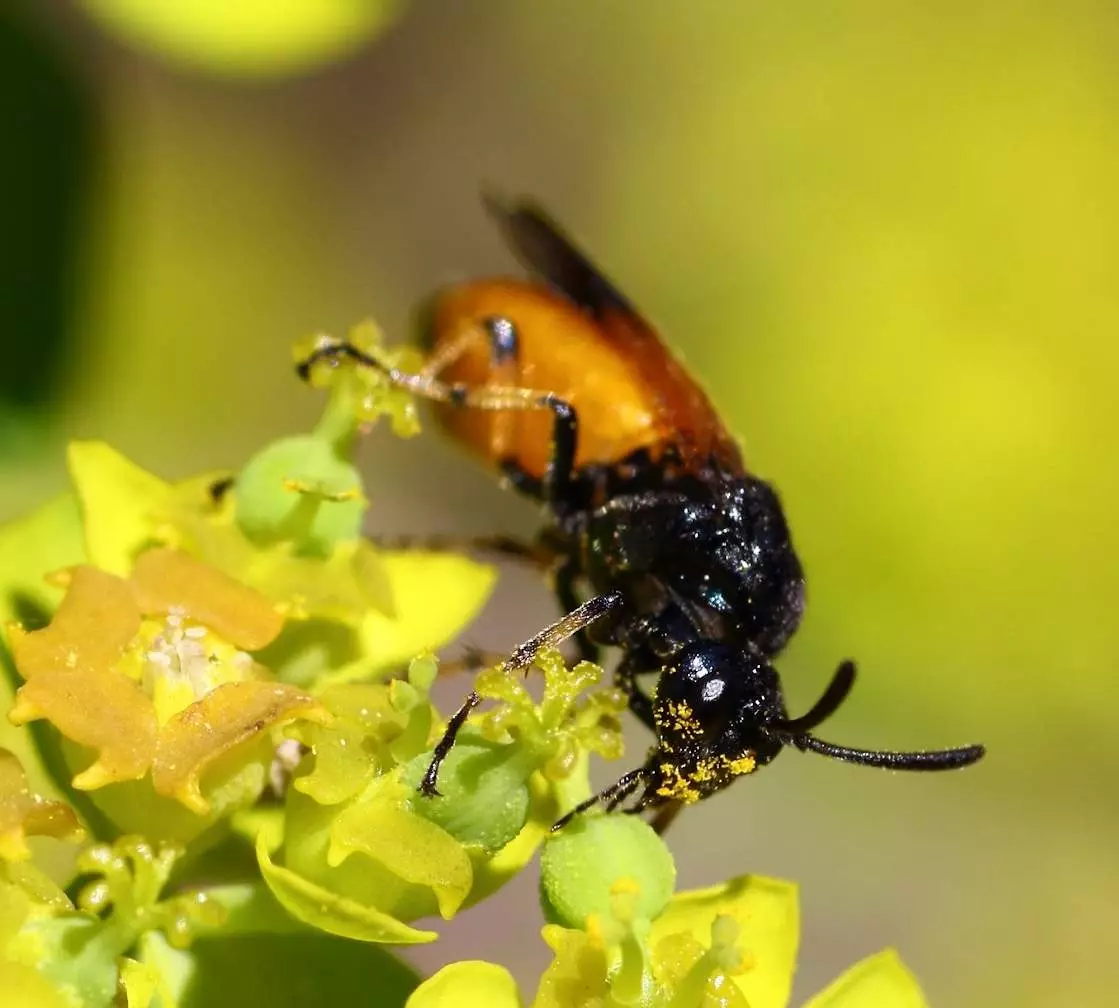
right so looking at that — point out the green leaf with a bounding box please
[803,949,929,1008]
[255,835,438,944]
[140,926,420,1007]
[406,961,522,1008]
[19,916,122,1008]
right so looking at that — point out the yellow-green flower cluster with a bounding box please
[412,861,930,1008]
[0,322,940,1006]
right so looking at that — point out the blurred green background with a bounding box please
[2,2,1115,1006]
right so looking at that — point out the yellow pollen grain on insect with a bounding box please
[690,758,718,783]
[655,761,702,803]
[724,752,757,776]
[659,698,704,741]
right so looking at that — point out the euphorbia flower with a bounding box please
[257,650,628,944]
[407,870,931,1008]
[64,432,493,686]
[0,749,85,863]
[6,548,328,830]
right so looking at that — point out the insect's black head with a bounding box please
[551,653,987,829]
[640,642,788,806]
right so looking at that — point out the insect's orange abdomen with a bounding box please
[425,278,671,479]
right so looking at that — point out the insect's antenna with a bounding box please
[772,660,857,734]
[785,734,986,771]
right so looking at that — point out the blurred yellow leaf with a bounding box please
[80,0,406,77]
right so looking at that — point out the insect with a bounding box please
[298,194,985,830]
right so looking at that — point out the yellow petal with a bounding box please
[651,931,752,1008]
[0,749,85,861]
[10,567,158,790]
[649,875,799,1008]
[151,681,328,814]
[802,949,929,1008]
[11,565,141,676]
[67,440,171,576]
[0,957,70,1008]
[532,925,611,1008]
[130,548,283,650]
[118,957,159,1008]
[407,961,522,1008]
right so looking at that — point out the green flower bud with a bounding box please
[401,740,532,853]
[234,435,365,556]
[539,815,676,929]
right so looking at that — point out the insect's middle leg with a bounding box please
[615,655,657,734]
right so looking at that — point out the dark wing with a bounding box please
[482,192,636,319]
[482,193,745,476]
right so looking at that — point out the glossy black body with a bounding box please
[460,199,983,816]
[490,364,811,809]
[299,197,985,822]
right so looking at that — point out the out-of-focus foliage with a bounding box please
[0,6,90,457]
[80,0,405,77]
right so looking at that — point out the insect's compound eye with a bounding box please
[654,644,786,752]
[655,645,739,738]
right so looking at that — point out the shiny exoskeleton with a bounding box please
[297,195,985,829]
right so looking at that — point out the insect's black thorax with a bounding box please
[557,457,806,663]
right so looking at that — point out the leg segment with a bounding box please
[369,532,558,570]
[615,657,657,733]
[297,318,577,504]
[418,590,624,796]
